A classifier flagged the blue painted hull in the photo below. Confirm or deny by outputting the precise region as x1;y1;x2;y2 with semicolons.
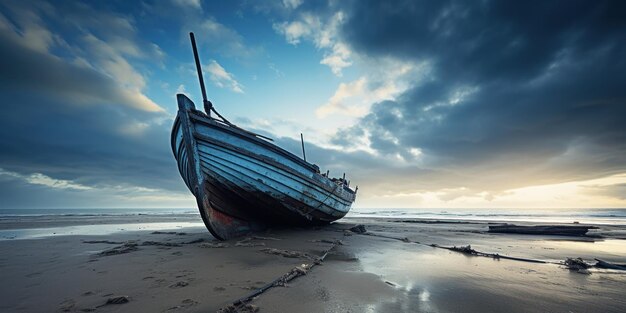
171;94;356;240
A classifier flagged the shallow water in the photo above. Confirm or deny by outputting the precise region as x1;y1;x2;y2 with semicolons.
356;238;626;313
0;222;204;240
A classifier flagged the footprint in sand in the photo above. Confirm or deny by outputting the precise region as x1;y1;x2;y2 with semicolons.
169;281;189;288
25;272;42;278
167;299;198;311
59;299;75;312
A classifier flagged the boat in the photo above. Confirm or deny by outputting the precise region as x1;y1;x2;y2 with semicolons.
171;33;357;240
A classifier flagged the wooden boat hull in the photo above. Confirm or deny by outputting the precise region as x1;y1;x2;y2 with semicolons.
171;94;356;240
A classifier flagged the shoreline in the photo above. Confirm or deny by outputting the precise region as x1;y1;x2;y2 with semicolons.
1;216;625;312
3;213;626;241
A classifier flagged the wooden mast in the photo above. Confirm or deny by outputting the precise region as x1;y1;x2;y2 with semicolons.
189;32;212;116
300;133;307;162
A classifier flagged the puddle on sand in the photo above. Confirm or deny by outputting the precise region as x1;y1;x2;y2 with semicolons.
353;240;626;313
0;222;204;240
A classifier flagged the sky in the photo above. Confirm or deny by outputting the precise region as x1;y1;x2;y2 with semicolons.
0;0;625;210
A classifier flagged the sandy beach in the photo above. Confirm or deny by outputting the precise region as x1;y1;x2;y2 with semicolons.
1;215;625;313
2;1;626;312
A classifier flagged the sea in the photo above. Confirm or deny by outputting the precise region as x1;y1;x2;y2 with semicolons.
346;208;626;225
0;208;198;217
0;208;202;240
0;207;625;225
1;208;625;240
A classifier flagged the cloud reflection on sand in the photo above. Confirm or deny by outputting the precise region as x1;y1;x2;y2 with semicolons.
353;236;626;313
0;222;204;240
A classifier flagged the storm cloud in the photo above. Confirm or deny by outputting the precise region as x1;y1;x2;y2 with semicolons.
0;0;189;207
327;0;626;194
1;0;625;208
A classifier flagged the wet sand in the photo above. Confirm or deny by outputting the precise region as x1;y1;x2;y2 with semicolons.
0;216;625;312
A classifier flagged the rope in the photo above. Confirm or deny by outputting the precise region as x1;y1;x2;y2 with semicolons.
218;242;339;313
358;231;558;265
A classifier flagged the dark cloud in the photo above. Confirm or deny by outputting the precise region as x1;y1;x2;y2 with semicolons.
0;175;92;209
0;31;161;112
0;81;184;196
2;0;625;208
330;0;626;193
343;1;626;83
0;3;188;208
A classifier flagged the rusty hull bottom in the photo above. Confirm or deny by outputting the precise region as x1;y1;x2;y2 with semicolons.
195;183;264;241
195;177;337;240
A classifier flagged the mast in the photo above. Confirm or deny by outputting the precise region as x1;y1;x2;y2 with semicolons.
189;32;212;116
187;33;274;142
300;133;307;162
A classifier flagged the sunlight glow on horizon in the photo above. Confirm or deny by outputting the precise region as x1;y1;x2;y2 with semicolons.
354;173;626;209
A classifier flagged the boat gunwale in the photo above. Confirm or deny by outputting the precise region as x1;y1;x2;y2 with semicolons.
199;160;347;221
192;130;356;202
170;116;181;157
172;111;356;206
188;110;320;173
173;121;351;221
197;142;353;207
172;96;355;196
172;115;353;218
198;151;352;212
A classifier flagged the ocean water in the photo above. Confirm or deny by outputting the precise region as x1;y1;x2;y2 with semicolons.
347;208;626;225
0;208;203;240
1;208;625;241
0;208;198;217
1;207;625;225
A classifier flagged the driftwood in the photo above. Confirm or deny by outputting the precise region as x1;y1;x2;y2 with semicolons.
98;242;138;256
488;224;598;236
563;258;592;274
594;259;626;270
564;257;591;270
356;230;550;264
441;244;548;264
96;296;130;308
352;229;626;278
349;224;367;234
392;220;472;224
